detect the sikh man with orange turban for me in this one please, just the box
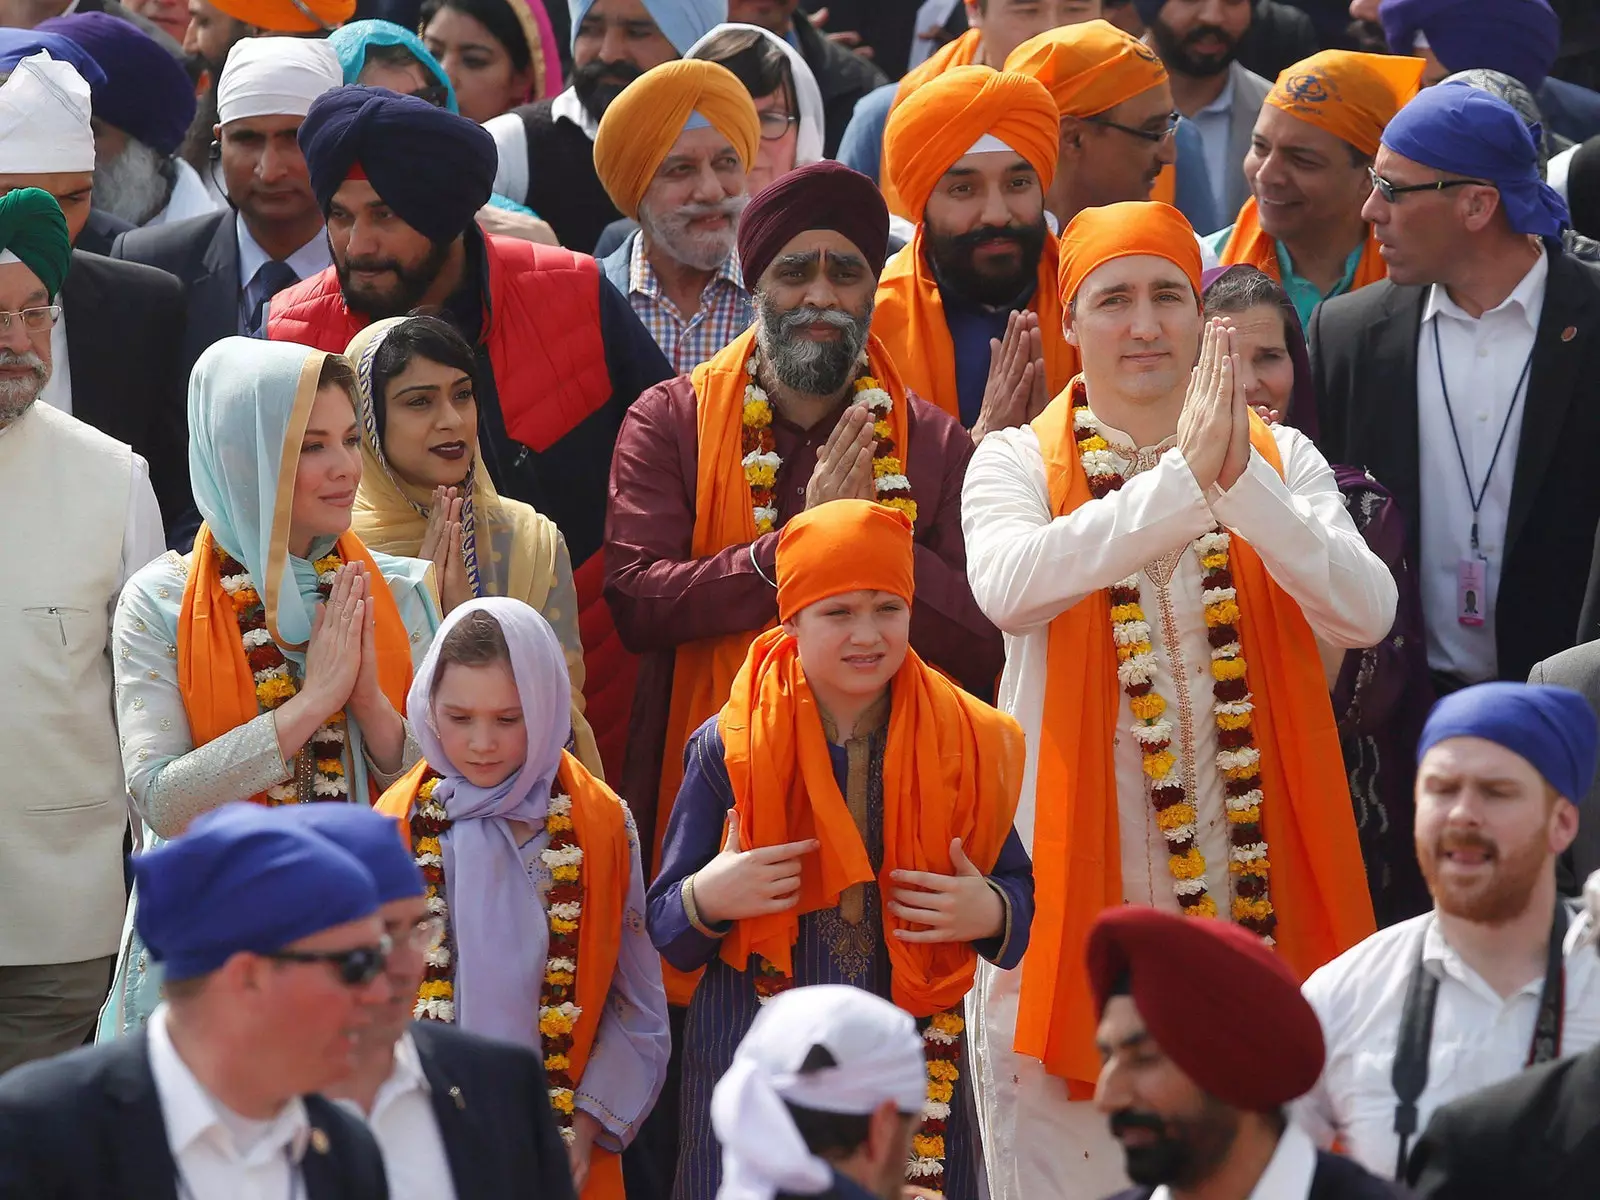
[874,65,1069,440]
[644,497,1033,1200]
[595,58,762,373]
[1209,50,1426,329]
[958,200,1397,1199]
[205,0,351,33]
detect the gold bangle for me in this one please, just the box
[683,875,729,939]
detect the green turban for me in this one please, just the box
[0,188,71,297]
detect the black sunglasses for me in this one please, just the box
[1081,110,1181,144]
[1367,166,1495,203]
[263,934,391,986]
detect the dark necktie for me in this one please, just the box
[248,259,301,335]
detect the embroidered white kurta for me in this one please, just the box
[959,414,1398,1200]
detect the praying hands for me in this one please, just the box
[1177,319,1253,494]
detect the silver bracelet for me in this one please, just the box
[749,540,777,588]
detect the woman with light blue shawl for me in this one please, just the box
[98,337,440,1038]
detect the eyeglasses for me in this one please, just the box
[0,306,61,336]
[1081,110,1182,144]
[262,934,392,986]
[408,84,451,109]
[404,915,446,954]
[758,110,799,142]
[1367,167,1495,203]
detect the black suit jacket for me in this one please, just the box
[1406,1041,1600,1199]
[60,249,193,544]
[0,1031,388,1199]
[1308,250,1600,682]
[1104,1148,1404,1200]
[113,209,240,392]
[78,207,134,258]
[406,1022,577,1200]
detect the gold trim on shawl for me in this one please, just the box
[265,349,334,653]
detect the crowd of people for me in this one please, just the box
[4,0,1600,1198]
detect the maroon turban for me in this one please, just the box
[1087,907,1325,1111]
[737,160,889,292]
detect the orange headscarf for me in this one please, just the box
[717,501,1024,1017]
[1058,200,1203,308]
[882,27,985,217]
[1219,52,1424,292]
[875,65,1074,421]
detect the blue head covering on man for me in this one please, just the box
[279,803,425,903]
[36,11,195,157]
[1380,0,1560,92]
[1418,682,1600,804]
[567,0,726,55]
[0,29,103,84]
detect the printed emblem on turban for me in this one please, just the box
[1281,72,1335,107]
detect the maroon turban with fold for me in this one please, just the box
[737,160,890,292]
[1087,907,1325,1112]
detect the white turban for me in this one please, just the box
[217,38,343,126]
[0,52,95,174]
[711,986,927,1200]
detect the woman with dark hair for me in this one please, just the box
[1204,264,1431,927]
[421,0,561,123]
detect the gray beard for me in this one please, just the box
[754,294,873,398]
[638,195,747,273]
[0,349,50,427]
[94,139,175,226]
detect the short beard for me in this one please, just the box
[94,138,176,226]
[1148,17,1240,78]
[572,58,642,123]
[754,293,872,398]
[1110,1099,1240,1189]
[924,214,1048,307]
[1419,825,1552,924]
[0,349,50,426]
[638,195,747,272]
[336,238,453,319]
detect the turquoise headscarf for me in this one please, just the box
[328,19,459,113]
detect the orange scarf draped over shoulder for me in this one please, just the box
[1014,383,1374,1089]
[1219,198,1387,294]
[379,752,629,1200]
[717,626,1023,1018]
[177,523,414,801]
[882,29,984,217]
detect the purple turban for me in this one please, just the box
[36,12,194,157]
[736,160,889,292]
[1379,0,1560,92]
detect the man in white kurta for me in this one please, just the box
[960,201,1398,1199]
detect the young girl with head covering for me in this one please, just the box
[101,337,442,1038]
[376,597,669,1199]
[346,313,601,775]
[421,0,561,123]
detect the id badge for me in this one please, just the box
[1457,558,1487,627]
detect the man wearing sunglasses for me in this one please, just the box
[0,801,394,1197]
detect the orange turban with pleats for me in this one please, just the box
[209,0,352,32]
[883,65,1061,219]
[775,500,915,622]
[593,58,761,220]
[1004,19,1169,118]
[1265,50,1425,157]
[1058,200,1202,309]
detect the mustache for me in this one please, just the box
[0,349,48,379]
[774,305,861,334]
[672,198,747,221]
[1109,1111,1169,1140]
[574,58,641,88]
[343,257,403,274]
[1433,830,1499,860]
[1183,23,1235,49]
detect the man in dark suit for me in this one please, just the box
[0,803,397,1198]
[1310,81,1600,693]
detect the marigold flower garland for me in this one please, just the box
[1072,395,1276,939]
[217,545,348,805]
[740,349,917,534]
[410,768,587,1142]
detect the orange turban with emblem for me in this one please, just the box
[1058,200,1202,310]
[1265,50,1425,157]
[1004,20,1169,118]
[883,65,1061,219]
[594,59,761,220]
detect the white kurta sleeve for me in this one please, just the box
[1207,425,1398,649]
[119,456,167,591]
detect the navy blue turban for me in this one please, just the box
[280,803,424,904]
[1380,0,1559,92]
[1132,0,1167,23]
[36,12,195,157]
[133,802,380,982]
[299,85,496,245]
[1382,81,1569,240]
[0,29,104,86]
[1418,682,1600,803]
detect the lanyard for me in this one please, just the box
[1390,900,1570,1180]
[1432,320,1535,555]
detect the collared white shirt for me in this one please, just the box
[145,158,222,229]
[334,1032,458,1200]
[1189,69,1237,221]
[236,214,331,335]
[1292,906,1600,1179]
[1153,1122,1318,1200]
[39,300,71,414]
[146,1004,313,1200]
[1415,245,1548,682]
[486,86,597,206]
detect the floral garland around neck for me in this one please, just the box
[1072,396,1277,941]
[410,767,588,1144]
[740,348,918,535]
[217,544,348,806]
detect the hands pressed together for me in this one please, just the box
[806,405,878,510]
[973,310,1051,446]
[1177,318,1257,495]
[419,485,472,614]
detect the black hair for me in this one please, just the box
[368,312,479,445]
[690,26,796,114]
[361,41,429,75]
[780,1044,874,1162]
[419,0,532,73]
[1201,264,1297,340]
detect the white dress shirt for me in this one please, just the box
[236,214,332,334]
[335,1032,458,1200]
[1415,246,1547,683]
[146,1004,312,1200]
[1153,1122,1318,1200]
[146,158,222,229]
[39,302,71,415]
[1292,906,1600,1179]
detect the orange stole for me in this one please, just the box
[379,753,629,1200]
[717,626,1023,1017]
[873,228,1080,422]
[177,523,414,803]
[1219,198,1388,293]
[882,29,984,218]
[1013,383,1375,1090]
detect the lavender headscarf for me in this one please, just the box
[408,596,572,1046]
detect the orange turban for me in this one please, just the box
[594,59,761,220]
[883,65,1061,219]
[775,500,914,622]
[209,0,353,32]
[1265,50,1425,157]
[1005,19,1169,118]
[1058,200,1202,309]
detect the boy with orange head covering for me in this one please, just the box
[646,498,1033,1200]
[1210,50,1426,328]
[960,200,1397,1200]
